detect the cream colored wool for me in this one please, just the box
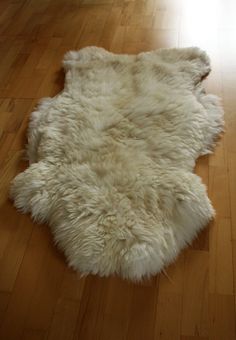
[10,47,224,280]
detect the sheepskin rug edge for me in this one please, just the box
[10,46,224,281]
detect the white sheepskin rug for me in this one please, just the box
[10,47,224,280]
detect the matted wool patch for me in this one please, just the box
[10,47,224,280]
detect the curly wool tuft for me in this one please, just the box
[10,47,224,280]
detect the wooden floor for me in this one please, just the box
[0,0,236,339]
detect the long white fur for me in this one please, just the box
[10,47,224,280]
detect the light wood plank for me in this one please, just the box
[181,250,209,337]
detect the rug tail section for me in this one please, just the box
[118,171,214,280]
[54,169,214,281]
[168,172,215,248]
